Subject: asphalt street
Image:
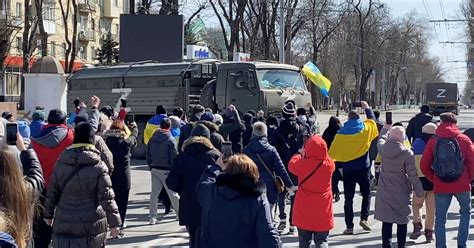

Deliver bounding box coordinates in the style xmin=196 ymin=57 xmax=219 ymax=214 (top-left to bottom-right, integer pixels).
xmin=108 ymin=109 xmax=474 ymax=248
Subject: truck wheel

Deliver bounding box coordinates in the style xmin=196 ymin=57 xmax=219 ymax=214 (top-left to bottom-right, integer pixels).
xmin=200 ymin=80 xmax=216 ymax=111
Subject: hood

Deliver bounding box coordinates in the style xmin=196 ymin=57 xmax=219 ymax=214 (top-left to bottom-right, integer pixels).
xmin=103 ymin=129 xmax=126 ymax=139
xmin=216 ymin=173 xmax=266 ymax=199
xmin=304 ymin=135 xmax=328 ymax=160
xmin=148 ymin=114 xmax=167 ymax=126
xmin=382 ymin=140 xmax=406 ymax=159
xmin=31 ymin=124 xmax=69 ymax=148
xmin=339 ymin=119 xmax=364 ymax=135
xmin=328 ymin=116 xmax=341 ymax=130
xmin=246 ymin=137 xmax=271 ymax=153
xmin=194 ymin=120 xmax=219 ymax=133
xmin=182 ymin=136 xmax=215 ymax=153
xmin=58 ymin=146 xmax=101 ymax=166
xmin=436 ymin=123 xmax=460 ymax=138
xmin=150 ymin=129 xmax=172 ymax=143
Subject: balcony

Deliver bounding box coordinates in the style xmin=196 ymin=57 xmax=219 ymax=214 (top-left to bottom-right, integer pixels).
xmin=9 ymin=18 xmax=23 ymax=29
xmin=78 ymin=30 xmax=95 ymax=42
xmin=78 ymin=2 xmax=96 ymax=13
xmin=102 ymin=0 xmax=121 ymax=19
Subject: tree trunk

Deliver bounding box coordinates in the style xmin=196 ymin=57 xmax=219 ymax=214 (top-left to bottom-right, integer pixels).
xmin=35 ymin=0 xmax=48 ymax=56
xmin=68 ymin=0 xmax=79 ymax=73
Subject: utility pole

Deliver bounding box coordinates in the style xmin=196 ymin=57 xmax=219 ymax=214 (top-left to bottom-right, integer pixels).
xmin=279 ymin=0 xmax=285 ymax=63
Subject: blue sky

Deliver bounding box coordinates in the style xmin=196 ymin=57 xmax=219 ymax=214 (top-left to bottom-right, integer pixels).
xmin=387 ymin=0 xmax=468 ymax=90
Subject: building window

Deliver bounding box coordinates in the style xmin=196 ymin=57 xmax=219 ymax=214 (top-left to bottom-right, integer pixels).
xmin=43 ymin=3 xmax=55 ymax=21
xmin=16 ymin=37 xmax=22 ymax=53
xmin=15 ymin=3 xmax=22 ymax=18
xmin=62 ymin=43 xmax=67 ymax=57
xmin=114 ymin=24 xmax=119 ymax=35
xmin=91 ymin=18 xmax=95 ymax=31
xmin=5 ymin=69 xmax=21 ymax=96
xmin=91 ymin=46 xmax=95 ymax=60
xmin=50 ymin=41 xmax=56 ymax=57
xmin=114 ymin=0 xmax=118 ymax=7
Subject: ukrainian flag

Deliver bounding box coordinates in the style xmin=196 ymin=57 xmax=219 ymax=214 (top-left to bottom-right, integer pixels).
xmin=302 ymin=61 xmax=331 ymax=97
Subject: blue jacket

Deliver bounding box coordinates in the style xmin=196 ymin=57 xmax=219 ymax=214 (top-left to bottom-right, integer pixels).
xmin=0 ymin=232 xmax=17 ymax=248
xmin=197 ymin=166 xmax=282 ymax=248
xmin=30 ymin=120 xmax=44 ymax=138
xmin=244 ymin=137 xmax=293 ymax=204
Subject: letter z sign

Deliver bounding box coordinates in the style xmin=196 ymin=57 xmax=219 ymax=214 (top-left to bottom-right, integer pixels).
xmin=437 ymin=88 xmax=446 ymax=98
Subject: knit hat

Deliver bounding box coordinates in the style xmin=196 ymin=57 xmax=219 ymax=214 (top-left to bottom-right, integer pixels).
xmin=47 ymin=109 xmax=67 ymax=124
xmin=243 ymin=113 xmax=253 ymax=124
xmin=388 ymin=126 xmax=406 ymax=143
xmin=252 ymin=122 xmax=268 ymax=138
xmin=422 ymin=123 xmax=437 ymax=135
xmin=200 ymin=112 xmax=215 ymax=122
xmin=440 ymin=112 xmax=457 ymax=124
xmin=213 ymin=114 xmax=223 ymax=125
xmin=282 ymin=102 xmax=296 ymax=117
xmin=191 ymin=124 xmax=210 ymax=139
xmin=32 ymin=111 xmax=45 ymax=121
xmin=18 ymin=121 xmax=30 ymax=139
xmin=2 ymin=111 xmax=12 ymax=120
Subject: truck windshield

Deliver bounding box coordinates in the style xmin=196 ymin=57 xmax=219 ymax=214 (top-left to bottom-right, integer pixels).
xmin=257 ymin=69 xmax=306 ymax=91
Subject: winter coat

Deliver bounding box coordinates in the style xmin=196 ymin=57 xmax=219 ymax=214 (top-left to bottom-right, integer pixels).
xmin=31 ymin=124 xmax=74 ymax=187
xmin=94 ymin=135 xmax=114 ymax=175
xmin=406 ymin=112 xmax=435 ymax=143
xmin=223 ymin=113 xmax=245 ymax=153
xmin=197 ymin=166 xmax=282 ymax=248
xmin=421 ymin=123 xmax=474 ymax=194
xmin=44 ymin=146 xmax=121 ymax=248
xmin=29 ymin=120 xmax=44 ymax=138
xmin=104 ymin=127 xmax=138 ymax=190
xmin=289 ymin=136 xmax=335 ymax=232
xmin=369 ymin=118 xmax=384 ymax=161
xmin=296 ymin=116 xmax=311 ymax=149
xmin=20 ymin=149 xmax=45 ymax=195
xmin=144 ymin=114 xmax=167 ymax=145
xmin=375 ymin=128 xmax=424 ymax=225
xmin=243 ymin=137 xmax=293 ymax=204
xmin=412 ymin=135 xmax=434 ymax=191
xmin=146 ymin=129 xmax=178 ymax=171
xmin=166 ymin=136 xmax=220 ymax=226
xmin=178 ymin=115 xmax=200 ymax=152
xmin=273 ymin=118 xmax=299 ymax=167
xmin=321 ymin=117 xmax=340 ymax=149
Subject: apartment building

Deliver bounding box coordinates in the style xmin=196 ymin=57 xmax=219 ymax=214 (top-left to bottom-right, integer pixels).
xmin=0 ymin=0 xmax=129 ymax=101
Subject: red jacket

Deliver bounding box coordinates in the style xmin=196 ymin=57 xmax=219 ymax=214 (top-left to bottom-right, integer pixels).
xmin=420 ymin=123 xmax=474 ymax=194
xmin=289 ymin=135 xmax=335 ymax=232
xmin=31 ymin=124 xmax=74 ymax=187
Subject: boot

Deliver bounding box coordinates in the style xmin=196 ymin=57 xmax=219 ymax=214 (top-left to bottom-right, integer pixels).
xmin=409 ymin=223 xmax=423 ymax=240
xmin=425 ymin=229 xmax=434 ymax=243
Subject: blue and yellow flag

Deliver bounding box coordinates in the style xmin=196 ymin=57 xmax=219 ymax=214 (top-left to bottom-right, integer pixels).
xmin=301 ymin=61 xmax=332 ymax=97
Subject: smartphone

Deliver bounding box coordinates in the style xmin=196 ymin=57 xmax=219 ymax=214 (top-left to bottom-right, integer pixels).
xmin=386 ymin=111 xmax=393 ymax=125
xmin=6 ymin=123 xmax=18 ymax=145
xmin=222 ymin=141 xmax=233 ymax=162
xmin=125 ymin=114 xmax=134 ymax=125
xmin=352 ymin=102 xmax=362 ymax=108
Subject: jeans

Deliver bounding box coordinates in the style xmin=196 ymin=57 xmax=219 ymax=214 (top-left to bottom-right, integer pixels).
xmin=412 ymin=191 xmax=435 ymax=231
xmin=289 ymin=194 xmax=296 ymax=226
xmin=149 ymin=169 xmax=180 ymax=218
xmin=332 ymin=166 xmax=343 ymax=195
xmin=186 ymin=224 xmax=201 ymax=248
xmin=382 ymin=222 xmax=407 ymax=248
xmin=298 ymin=228 xmax=329 ymax=248
xmin=277 ymin=191 xmax=287 ymax=221
xmin=435 ymin=192 xmax=471 ymax=248
xmin=343 ymin=167 xmax=371 ymax=229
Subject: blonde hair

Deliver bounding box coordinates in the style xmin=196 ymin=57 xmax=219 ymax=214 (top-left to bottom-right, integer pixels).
xmin=225 ymin=154 xmax=260 ymax=183
xmin=0 ymin=146 xmax=33 ymax=248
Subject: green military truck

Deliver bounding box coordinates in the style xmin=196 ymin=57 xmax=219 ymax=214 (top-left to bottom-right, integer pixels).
xmin=67 ymin=60 xmax=312 ymax=157
xmin=424 ymin=82 xmax=459 ymax=116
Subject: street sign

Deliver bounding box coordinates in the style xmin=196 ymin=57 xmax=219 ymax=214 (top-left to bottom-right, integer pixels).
xmin=112 ymin=88 xmax=132 ymax=94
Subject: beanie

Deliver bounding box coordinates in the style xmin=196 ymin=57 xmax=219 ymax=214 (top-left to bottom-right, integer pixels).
xmin=440 ymin=112 xmax=457 ymax=124
xmin=422 ymin=123 xmax=437 ymax=135
xmin=243 ymin=113 xmax=253 ymax=124
xmin=200 ymin=112 xmax=215 ymax=122
xmin=282 ymin=102 xmax=296 ymax=117
xmin=191 ymin=124 xmax=210 ymax=139
xmin=252 ymin=122 xmax=268 ymax=138
xmin=48 ymin=109 xmax=67 ymax=124
xmin=213 ymin=114 xmax=223 ymax=125
xmin=2 ymin=111 xmax=12 ymax=120
xmin=388 ymin=126 xmax=406 ymax=143
xmin=32 ymin=111 xmax=45 ymax=121
xmin=18 ymin=121 xmax=30 ymax=139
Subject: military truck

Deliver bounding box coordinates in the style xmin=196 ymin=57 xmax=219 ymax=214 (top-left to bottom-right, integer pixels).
xmin=67 ymin=60 xmax=312 ymax=156
xmin=424 ymin=82 xmax=459 ymax=116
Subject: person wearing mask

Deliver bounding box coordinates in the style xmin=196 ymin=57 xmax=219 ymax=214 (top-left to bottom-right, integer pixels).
xmin=0 ymin=133 xmax=44 ymax=248
xmin=296 ymin=108 xmax=311 ymax=149
xmin=322 ymin=116 xmax=343 ymax=202
xmin=406 ymin=105 xmax=435 ymax=143
xmin=328 ymin=101 xmax=378 ymax=234
xmin=266 ymin=115 xmax=279 ymax=146
xmin=147 ymin=118 xmax=180 ymax=225
xmin=43 ymin=122 xmax=121 ymax=247
xmin=307 ymin=106 xmax=320 ymax=135
xmin=244 ymin=122 xmax=293 ymax=213
xmin=167 ymin=124 xmax=220 ymax=248
xmin=421 ymin=113 xmax=474 ymax=248
xmin=409 ymin=123 xmax=437 ymax=242
xmin=242 ymin=113 xmax=254 ymax=148
xmin=178 ymin=105 xmax=205 ymax=152
xmin=97 ymin=105 xmax=114 ymax=136
xmin=30 ymin=110 xmax=45 ymax=138
xmin=103 ymin=120 xmax=138 ymax=232
xmin=289 ymin=135 xmax=335 ymax=248
xmin=144 ymin=105 xmax=168 ymax=145
xmin=273 ymin=101 xmax=300 ymax=234
xmin=375 ymin=125 xmax=424 ymax=248
xmin=197 ymin=154 xmax=282 ymax=248
xmin=222 ymin=105 xmax=245 ymax=153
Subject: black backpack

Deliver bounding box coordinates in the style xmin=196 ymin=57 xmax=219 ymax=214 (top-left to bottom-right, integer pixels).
xmin=432 ymin=135 xmax=464 ymax=182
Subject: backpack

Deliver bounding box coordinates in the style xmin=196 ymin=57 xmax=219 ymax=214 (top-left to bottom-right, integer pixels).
xmin=432 ymin=135 xmax=464 ymax=182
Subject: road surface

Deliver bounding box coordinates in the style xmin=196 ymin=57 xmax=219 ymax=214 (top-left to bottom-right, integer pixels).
xmin=108 ymin=109 xmax=474 ymax=248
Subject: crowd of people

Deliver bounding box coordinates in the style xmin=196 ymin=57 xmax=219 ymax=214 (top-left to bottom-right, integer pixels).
xmin=0 ymin=95 xmax=472 ymax=248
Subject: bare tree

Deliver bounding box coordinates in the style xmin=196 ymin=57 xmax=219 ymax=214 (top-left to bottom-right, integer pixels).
xmin=59 ymin=0 xmax=79 ymax=73
xmin=35 ymin=0 xmax=48 ymax=56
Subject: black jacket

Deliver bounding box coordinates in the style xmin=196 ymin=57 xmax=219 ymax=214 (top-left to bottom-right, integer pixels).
xmin=103 ymin=127 xmax=138 ymax=190
xmin=322 ymin=117 xmax=341 ymax=149
xmin=166 ymin=136 xmax=220 ymax=226
xmin=222 ymin=112 xmax=245 ymax=153
xmin=272 ymin=118 xmax=299 ymax=167
xmin=146 ymin=129 xmax=178 ymax=171
xmin=407 ymin=112 xmax=435 ymax=143
xmin=20 ymin=149 xmax=45 ymax=194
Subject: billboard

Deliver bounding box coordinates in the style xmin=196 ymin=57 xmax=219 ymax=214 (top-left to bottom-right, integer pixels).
xmin=120 ymin=14 xmax=184 ymax=62
xmin=186 ymin=45 xmax=210 ymax=60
